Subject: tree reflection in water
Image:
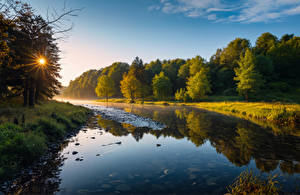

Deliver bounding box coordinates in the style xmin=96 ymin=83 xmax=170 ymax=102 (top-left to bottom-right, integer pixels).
xmin=97 ymin=105 xmax=300 ymax=175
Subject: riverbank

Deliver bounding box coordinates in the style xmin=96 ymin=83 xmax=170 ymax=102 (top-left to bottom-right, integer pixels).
xmin=0 ymin=100 xmax=91 ymax=186
xmin=96 ymin=99 xmax=300 ymax=131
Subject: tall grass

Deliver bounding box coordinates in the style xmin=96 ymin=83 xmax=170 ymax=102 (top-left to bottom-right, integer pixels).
xmin=227 ymin=170 xmax=279 ymax=195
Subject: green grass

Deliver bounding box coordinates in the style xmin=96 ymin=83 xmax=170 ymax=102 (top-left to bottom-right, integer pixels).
xmin=0 ymin=100 xmax=91 ymax=181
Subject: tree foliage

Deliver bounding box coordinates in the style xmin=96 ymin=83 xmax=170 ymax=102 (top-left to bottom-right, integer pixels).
xmin=0 ymin=0 xmax=78 ymax=106
xmin=95 ymin=75 xmax=115 ymax=101
xmin=63 ymin=70 xmax=101 ymax=98
xmin=60 ymin=32 xmax=300 ymax=102
xmin=175 ymin=88 xmax=189 ymax=102
xmin=152 ymin=72 xmax=172 ymax=100
xmin=120 ymin=72 xmax=142 ymax=102
xmin=234 ymin=49 xmax=264 ymax=101
xmin=187 ymin=69 xmax=211 ymax=100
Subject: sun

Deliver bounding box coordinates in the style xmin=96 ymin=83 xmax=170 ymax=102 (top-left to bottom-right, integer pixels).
xmin=38 ymin=58 xmax=46 ymax=65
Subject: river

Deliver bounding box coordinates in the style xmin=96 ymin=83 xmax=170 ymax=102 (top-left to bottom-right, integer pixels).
xmin=18 ymin=101 xmax=300 ymax=194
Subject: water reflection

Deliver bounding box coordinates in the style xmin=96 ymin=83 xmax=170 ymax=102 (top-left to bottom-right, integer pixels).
xmin=97 ymin=105 xmax=300 ymax=175
xmin=9 ymin=103 xmax=300 ymax=194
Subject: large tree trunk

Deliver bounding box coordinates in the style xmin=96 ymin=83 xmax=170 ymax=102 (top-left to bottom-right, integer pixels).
xmin=23 ymin=80 xmax=28 ymax=106
xmin=245 ymin=91 xmax=248 ymax=102
xmin=35 ymin=86 xmax=39 ymax=104
xmin=29 ymin=84 xmax=35 ymax=107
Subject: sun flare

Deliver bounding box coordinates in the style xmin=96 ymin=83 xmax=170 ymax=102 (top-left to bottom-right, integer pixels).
xmin=38 ymin=58 xmax=46 ymax=65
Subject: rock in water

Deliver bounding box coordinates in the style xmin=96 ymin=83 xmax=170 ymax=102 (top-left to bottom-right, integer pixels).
xmin=115 ymin=141 xmax=122 ymax=145
xmin=72 ymin=151 xmax=78 ymax=155
xmin=156 ymin=144 xmax=161 ymax=147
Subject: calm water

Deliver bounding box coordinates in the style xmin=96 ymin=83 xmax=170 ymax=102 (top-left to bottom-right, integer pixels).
xmin=21 ymin=102 xmax=300 ymax=194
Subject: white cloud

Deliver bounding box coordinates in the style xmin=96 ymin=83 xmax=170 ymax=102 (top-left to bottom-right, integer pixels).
xmin=149 ymin=0 xmax=300 ymax=23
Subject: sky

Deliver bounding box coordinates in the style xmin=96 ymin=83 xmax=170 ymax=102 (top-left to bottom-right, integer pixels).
xmin=26 ymin=0 xmax=300 ymax=86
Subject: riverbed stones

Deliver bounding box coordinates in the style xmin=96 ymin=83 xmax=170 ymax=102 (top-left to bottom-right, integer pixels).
xmin=72 ymin=151 xmax=78 ymax=155
xmin=75 ymin=157 xmax=83 ymax=161
xmin=115 ymin=141 xmax=122 ymax=145
xmin=156 ymin=144 xmax=161 ymax=147
xmin=75 ymin=143 xmax=80 ymax=146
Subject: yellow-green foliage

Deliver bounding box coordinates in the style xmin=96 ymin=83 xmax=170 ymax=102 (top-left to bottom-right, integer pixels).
xmin=228 ymin=170 xmax=279 ymax=195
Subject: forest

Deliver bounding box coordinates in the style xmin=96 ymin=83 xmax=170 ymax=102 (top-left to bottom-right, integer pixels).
xmin=63 ymin=33 xmax=300 ymax=103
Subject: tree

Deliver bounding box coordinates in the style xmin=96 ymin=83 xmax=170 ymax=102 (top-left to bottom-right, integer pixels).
xmin=152 ymin=72 xmax=172 ymax=100
xmin=95 ymin=75 xmax=115 ymax=101
xmin=177 ymin=62 xmax=190 ymax=89
xmin=145 ymin=59 xmax=162 ymax=80
xmin=175 ymin=88 xmax=189 ymax=102
xmin=254 ymin=32 xmax=277 ymax=55
xmin=107 ymin=62 xmax=129 ymax=97
xmin=162 ymin=58 xmax=185 ymax=93
xmin=268 ymin=36 xmax=300 ymax=82
xmin=0 ymin=0 xmax=80 ymax=106
xmin=188 ymin=56 xmax=206 ymax=76
xmin=120 ymin=72 xmax=142 ymax=103
xmin=220 ymin=38 xmax=250 ymax=69
xmin=128 ymin=57 xmax=150 ymax=100
xmin=186 ymin=70 xmax=211 ymax=101
xmin=234 ymin=49 xmax=264 ymax=101
xmin=0 ymin=14 xmax=14 ymax=99
xmin=254 ymin=55 xmax=273 ymax=81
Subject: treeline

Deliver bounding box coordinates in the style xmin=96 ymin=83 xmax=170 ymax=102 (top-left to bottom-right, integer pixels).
xmin=64 ymin=33 xmax=300 ymax=102
xmin=0 ymin=1 xmax=76 ymax=106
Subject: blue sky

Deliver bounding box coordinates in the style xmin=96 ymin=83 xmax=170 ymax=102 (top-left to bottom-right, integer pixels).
xmin=27 ymin=0 xmax=300 ymax=85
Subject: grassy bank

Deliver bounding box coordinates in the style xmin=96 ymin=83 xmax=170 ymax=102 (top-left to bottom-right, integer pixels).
xmin=96 ymin=98 xmax=300 ymax=130
xmin=0 ymin=100 xmax=90 ymax=181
